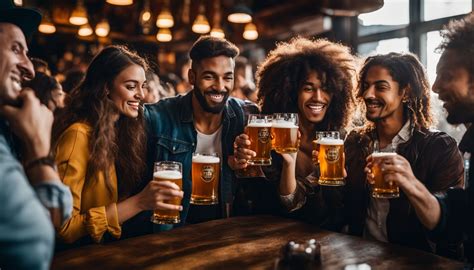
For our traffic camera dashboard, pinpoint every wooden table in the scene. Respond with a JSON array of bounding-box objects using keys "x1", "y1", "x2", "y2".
[{"x1": 52, "y1": 215, "x2": 462, "y2": 269}]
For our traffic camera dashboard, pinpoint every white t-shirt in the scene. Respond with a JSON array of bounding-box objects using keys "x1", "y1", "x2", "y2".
[{"x1": 195, "y1": 126, "x2": 223, "y2": 159}]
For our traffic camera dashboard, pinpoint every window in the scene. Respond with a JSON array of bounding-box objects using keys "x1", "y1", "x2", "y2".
[
  {"x1": 358, "y1": 0, "x2": 409, "y2": 36},
  {"x1": 358, "y1": 37, "x2": 409, "y2": 56},
  {"x1": 423, "y1": 0, "x2": 472, "y2": 21}
]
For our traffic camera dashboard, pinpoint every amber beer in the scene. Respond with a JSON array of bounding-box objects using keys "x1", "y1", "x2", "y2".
[
  {"x1": 191, "y1": 154, "x2": 220, "y2": 205},
  {"x1": 151, "y1": 168, "x2": 183, "y2": 224},
  {"x1": 371, "y1": 152, "x2": 399, "y2": 198},
  {"x1": 317, "y1": 137, "x2": 345, "y2": 186},
  {"x1": 247, "y1": 115, "x2": 272, "y2": 166},
  {"x1": 272, "y1": 113, "x2": 299, "y2": 154}
]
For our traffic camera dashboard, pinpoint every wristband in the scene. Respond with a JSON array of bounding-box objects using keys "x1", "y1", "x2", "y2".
[{"x1": 24, "y1": 156, "x2": 57, "y2": 171}]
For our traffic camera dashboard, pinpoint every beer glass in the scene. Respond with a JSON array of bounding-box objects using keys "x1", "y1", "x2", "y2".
[
  {"x1": 151, "y1": 161, "x2": 183, "y2": 224},
  {"x1": 370, "y1": 147, "x2": 399, "y2": 199},
  {"x1": 272, "y1": 113, "x2": 299, "y2": 154},
  {"x1": 246, "y1": 114, "x2": 273, "y2": 166},
  {"x1": 191, "y1": 153, "x2": 220, "y2": 205},
  {"x1": 316, "y1": 131, "x2": 345, "y2": 186}
]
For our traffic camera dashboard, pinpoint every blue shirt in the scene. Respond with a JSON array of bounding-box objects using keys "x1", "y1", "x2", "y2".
[{"x1": 0, "y1": 119, "x2": 72, "y2": 270}]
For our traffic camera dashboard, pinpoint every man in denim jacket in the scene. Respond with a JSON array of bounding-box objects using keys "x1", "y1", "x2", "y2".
[{"x1": 145, "y1": 36, "x2": 258, "y2": 227}]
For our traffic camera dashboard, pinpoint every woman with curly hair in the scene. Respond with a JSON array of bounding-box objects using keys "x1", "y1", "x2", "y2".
[
  {"x1": 53, "y1": 45, "x2": 183, "y2": 245},
  {"x1": 232, "y1": 37, "x2": 357, "y2": 215}
]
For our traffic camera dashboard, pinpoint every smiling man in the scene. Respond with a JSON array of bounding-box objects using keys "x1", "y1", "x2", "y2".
[
  {"x1": 145, "y1": 36, "x2": 258, "y2": 227},
  {"x1": 341, "y1": 52, "x2": 463, "y2": 256}
]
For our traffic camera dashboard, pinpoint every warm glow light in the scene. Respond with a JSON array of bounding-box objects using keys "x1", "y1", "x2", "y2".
[
  {"x1": 156, "y1": 28, "x2": 172, "y2": 42},
  {"x1": 13, "y1": 0, "x2": 22, "y2": 6},
  {"x1": 69, "y1": 1, "x2": 88, "y2": 25},
  {"x1": 38, "y1": 21, "x2": 56, "y2": 34},
  {"x1": 106, "y1": 0, "x2": 133, "y2": 6},
  {"x1": 192, "y1": 14, "x2": 210, "y2": 34},
  {"x1": 141, "y1": 11, "x2": 151, "y2": 22},
  {"x1": 227, "y1": 13, "x2": 252, "y2": 24},
  {"x1": 210, "y1": 27, "x2": 225, "y2": 38},
  {"x1": 243, "y1": 22, "x2": 258, "y2": 40},
  {"x1": 78, "y1": 23, "x2": 93, "y2": 36},
  {"x1": 95, "y1": 20, "x2": 110, "y2": 37},
  {"x1": 156, "y1": 9, "x2": 174, "y2": 28}
]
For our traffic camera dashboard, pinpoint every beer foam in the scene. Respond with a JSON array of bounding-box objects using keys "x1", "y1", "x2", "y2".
[
  {"x1": 371, "y1": 152, "x2": 397, "y2": 158},
  {"x1": 154, "y1": 170, "x2": 182, "y2": 179},
  {"x1": 317, "y1": 138, "x2": 344, "y2": 145},
  {"x1": 272, "y1": 122, "x2": 299, "y2": 129},
  {"x1": 192, "y1": 155, "x2": 220, "y2": 164},
  {"x1": 247, "y1": 122, "x2": 272, "y2": 128}
]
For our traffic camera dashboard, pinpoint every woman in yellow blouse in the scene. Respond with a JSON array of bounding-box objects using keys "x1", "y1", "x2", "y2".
[{"x1": 52, "y1": 45, "x2": 183, "y2": 244}]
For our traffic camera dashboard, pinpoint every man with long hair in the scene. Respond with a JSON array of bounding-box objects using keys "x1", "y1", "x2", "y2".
[
  {"x1": 233, "y1": 37, "x2": 357, "y2": 216},
  {"x1": 145, "y1": 36, "x2": 258, "y2": 226},
  {"x1": 417, "y1": 14, "x2": 474, "y2": 262},
  {"x1": 0, "y1": 0, "x2": 72, "y2": 269}
]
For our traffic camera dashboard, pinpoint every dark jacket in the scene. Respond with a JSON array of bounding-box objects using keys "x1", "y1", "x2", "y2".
[
  {"x1": 434, "y1": 124, "x2": 474, "y2": 261},
  {"x1": 290, "y1": 127, "x2": 464, "y2": 255},
  {"x1": 144, "y1": 92, "x2": 258, "y2": 226}
]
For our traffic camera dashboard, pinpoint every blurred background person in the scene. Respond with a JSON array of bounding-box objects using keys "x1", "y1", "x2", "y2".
[
  {"x1": 61, "y1": 69, "x2": 85, "y2": 95},
  {"x1": 231, "y1": 56, "x2": 257, "y2": 103},
  {"x1": 24, "y1": 71, "x2": 65, "y2": 111},
  {"x1": 31, "y1": 57, "x2": 51, "y2": 76}
]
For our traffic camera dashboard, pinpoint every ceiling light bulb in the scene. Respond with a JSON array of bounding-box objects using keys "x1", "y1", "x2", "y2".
[
  {"x1": 210, "y1": 27, "x2": 225, "y2": 38},
  {"x1": 156, "y1": 28, "x2": 172, "y2": 42},
  {"x1": 38, "y1": 21, "x2": 56, "y2": 34},
  {"x1": 228, "y1": 13, "x2": 252, "y2": 24},
  {"x1": 192, "y1": 14, "x2": 210, "y2": 34},
  {"x1": 78, "y1": 23, "x2": 93, "y2": 36},
  {"x1": 106, "y1": 0, "x2": 133, "y2": 6},
  {"x1": 156, "y1": 9, "x2": 174, "y2": 28},
  {"x1": 243, "y1": 22, "x2": 258, "y2": 40},
  {"x1": 95, "y1": 20, "x2": 110, "y2": 37},
  {"x1": 141, "y1": 11, "x2": 151, "y2": 22},
  {"x1": 69, "y1": 1, "x2": 88, "y2": 25}
]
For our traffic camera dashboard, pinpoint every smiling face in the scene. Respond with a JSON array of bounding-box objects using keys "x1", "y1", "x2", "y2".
[
  {"x1": 297, "y1": 70, "x2": 333, "y2": 124},
  {"x1": 108, "y1": 64, "x2": 146, "y2": 118},
  {"x1": 361, "y1": 65, "x2": 406, "y2": 123},
  {"x1": 0, "y1": 23, "x2": 35, "y2": 105},
  {"x1": 189, "y1": 55, "x2": 234, "y2": 114},
  {"x1": 432, "y1": 49, "x2": 474, "y2": 124}
]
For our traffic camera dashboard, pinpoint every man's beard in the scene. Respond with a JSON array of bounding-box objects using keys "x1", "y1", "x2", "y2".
[{"x1": 193, "y1": 87, "x2": 229, "y2": 114}]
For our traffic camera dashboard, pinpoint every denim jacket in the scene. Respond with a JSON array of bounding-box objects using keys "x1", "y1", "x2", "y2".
[{"x1": 144, "y1": 91, "x2": 258, "y2": 226}]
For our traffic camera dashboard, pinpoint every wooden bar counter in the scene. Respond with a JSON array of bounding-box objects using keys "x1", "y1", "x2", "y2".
[{"x1": 52, "y1": 215, "x2": 462, "y2": 269}]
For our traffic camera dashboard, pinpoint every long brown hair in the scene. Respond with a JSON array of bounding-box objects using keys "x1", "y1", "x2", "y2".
[
  {"x1": 53, "y1": 45, "x2": 147, "y2": 199},
  {"x1": 256, "y1": 37, "x2": 356, "y2": 131}
]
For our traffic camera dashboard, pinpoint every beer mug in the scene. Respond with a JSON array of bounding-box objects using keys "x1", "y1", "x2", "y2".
[
  {"x1": 316, "y1": 131, "x2": 345, "y2": 186},
  {"x1": 246, "y1": 114, "x2": 273, "y2": 166},
  {"x1": 191, "y1": 153, "x2": 220, "y2": 205},
  {"x1": 370, "y1": 146, "x2": 399, "y2": 199},
  {"x1": 272, "y1": 113, "x2": 299, "y2": 154},
  {"x1": 151, "y1": 161, "x2": 183, "y2": 224}
]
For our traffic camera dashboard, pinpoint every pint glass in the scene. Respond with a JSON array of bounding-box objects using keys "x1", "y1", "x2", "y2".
[
  {"x1": 191, "y1": 153, "x2": 220, "y2": 205},
  {"x1": 246, "y1": 114, "x2": 272, "y2": 166},
  {"x1": 272, "y1": 113, "x2": 299, "y2": 154},
  {"x1": 316, "y1": 132, "x2": 345, "y2": 186},
  {"x1": 370, "y1": 152, "x2": 399, "y2": 198},
  {"x1": 151, "y1": 161, "x2": 183, "y2": 224}
]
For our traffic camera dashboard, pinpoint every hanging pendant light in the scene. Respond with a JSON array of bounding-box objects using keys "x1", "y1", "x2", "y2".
[
  {"x1": 69, "y1": 0, "x2": 88, "y2": 25},
  {"x1": 156, "y1": 28, "x2": 172, "y2": 42},
  {"x1": 243, "y1": 22, "x2": 258, "y2": 40},
  {"x1": 38, "y1": 11, "x2": 56, "y2": 34},
  {"x1": 13, "y1": 0, "x2": 22, "y2": 6},
  {"x1": 156, "y1": 0, "x2": 174, "y2": 28},
  {"x1": 192, "y1": 3, "x2": 210, "y2": 34},
  {"x1": 319, "y1": 0, "x2": 384, "y2": 16},
  {"x1": 210, "y1": 0, "x2": 225, "y2": 38},
  {"x1": 227, "y1": 2, "x2": 252, "y2": 24},
  {"x1": 78, "y1": 23, "x2": 93, "y2": 36},
  {"x1": 139, "y1": 0, "x2": 152, "y2": 34},
  {"x1": 95, "y1": 19, "x2": 110, "y2": 37},
  {"x1": 106, "y1": 0, "x2": 133, "y2": 6}
]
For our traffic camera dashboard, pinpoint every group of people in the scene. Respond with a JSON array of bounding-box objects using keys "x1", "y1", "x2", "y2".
[{"x1": 1, "y1": 0, "x2": 473, "y2": 269}]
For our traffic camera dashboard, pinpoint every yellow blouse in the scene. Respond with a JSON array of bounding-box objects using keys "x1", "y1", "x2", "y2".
[{"x1": 55, "y1": 122, "x2": 121, "y2": 243}]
